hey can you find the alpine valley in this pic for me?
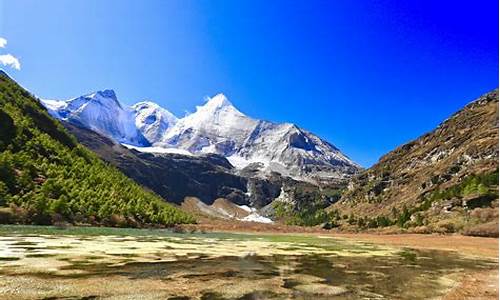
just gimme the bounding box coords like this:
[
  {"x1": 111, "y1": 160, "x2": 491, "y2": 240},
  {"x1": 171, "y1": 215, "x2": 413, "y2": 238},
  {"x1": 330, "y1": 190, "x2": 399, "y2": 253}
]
[
  {"x1": 1, "y1": 2, "x2": 499, "y2": 299},
  {"x1": 41, "y1": 88, "x2": 363, "y2": 224},
  {"x1": 0, "y1": 69, "x2": 497, "y2": 234}
]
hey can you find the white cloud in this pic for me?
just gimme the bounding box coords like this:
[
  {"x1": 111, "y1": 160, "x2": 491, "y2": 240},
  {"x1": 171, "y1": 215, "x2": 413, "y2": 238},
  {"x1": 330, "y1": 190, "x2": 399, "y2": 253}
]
[
  {"x1": 0, "y1": 38, "x2": 20, "y2": 70},
  {"x1": 0, "y1": 54, "x2": 21, "y2": 70}
]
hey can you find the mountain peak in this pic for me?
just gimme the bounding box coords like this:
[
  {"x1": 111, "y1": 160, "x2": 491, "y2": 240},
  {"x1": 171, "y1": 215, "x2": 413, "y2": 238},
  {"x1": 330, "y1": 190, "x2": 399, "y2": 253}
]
[
  {"x1": 132, "y1": 100, "x2": 178, "y2": 121},
  {"x1": 133, "y1": 100, "x2": 160, "y2": 109},
  {"x1": 202, "y1": 93, "x2": 233, "y2": 110},
  {"x1": 78, "y1": 89, "x2": 121, "y2": 109},
  {"x1": 87, "y1": 89, "x2": 118, "y2": 103},
  {"x1": 96, "y1": 89, "x2": 117, "y2": 100}
]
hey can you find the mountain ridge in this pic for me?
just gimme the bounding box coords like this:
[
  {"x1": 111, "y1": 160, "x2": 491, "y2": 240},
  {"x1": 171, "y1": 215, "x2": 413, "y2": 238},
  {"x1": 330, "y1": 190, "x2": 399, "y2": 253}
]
[
  {"x1": 41, "y1": 90, "x2": 361, "y2": 183},
  {"x1": 42, "y1": 90, "x2": 149, "y2": 146},
  {"x1": 328, "y1": 89, "x2": 499, "y2": 235}
]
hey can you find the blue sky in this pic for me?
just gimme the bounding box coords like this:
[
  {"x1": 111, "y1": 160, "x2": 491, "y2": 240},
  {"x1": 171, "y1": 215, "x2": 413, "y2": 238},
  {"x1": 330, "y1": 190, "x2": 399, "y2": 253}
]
[{"x1": 0, "y1": 0, "x2": 498, "y2": 167}]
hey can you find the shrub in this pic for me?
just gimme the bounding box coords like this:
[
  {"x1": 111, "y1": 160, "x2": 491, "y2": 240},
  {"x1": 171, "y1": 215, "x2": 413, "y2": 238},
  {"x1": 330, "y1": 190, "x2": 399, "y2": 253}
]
[
  {"x1": 463, "y1": 222, "x2": 499, "y2": 238},
  {"x1": 411, "y1": 226, "x2": 431, "y2": 234},
  {"x1": 470, "y1": 207, "x2": 498, "y2": 223},
  {"x1": 396, "y1": 205, "x2": 411, "y2": 227}
]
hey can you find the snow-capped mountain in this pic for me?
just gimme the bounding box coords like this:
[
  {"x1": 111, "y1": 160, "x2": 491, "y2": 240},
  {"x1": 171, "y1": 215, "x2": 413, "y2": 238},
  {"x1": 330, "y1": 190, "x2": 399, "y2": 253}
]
[
  {"x1": 42, "y1": 90, "x2": 149, "y2": 146},
  {"x1": 41, "y1": 90, "x2": 361, "y2": 182},
  {"x1": 132, "y1": 101, "x2": 178, "y2": 143},
  {"x1": 159, "y1": 94, "x2": 258, "y2": 154},
  {"x1": 158, "y1": 94, "x2": 360, "y2": 181}
]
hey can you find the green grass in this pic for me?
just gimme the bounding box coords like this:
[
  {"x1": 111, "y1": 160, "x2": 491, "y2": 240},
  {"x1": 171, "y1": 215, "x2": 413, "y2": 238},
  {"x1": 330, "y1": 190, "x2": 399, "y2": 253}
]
[
  {"x1": 0, "y1": 224, "x2": 375, "y2": 253},
  {"x1": 0, "y1": 224, "x2": 191, "y2": 237}
]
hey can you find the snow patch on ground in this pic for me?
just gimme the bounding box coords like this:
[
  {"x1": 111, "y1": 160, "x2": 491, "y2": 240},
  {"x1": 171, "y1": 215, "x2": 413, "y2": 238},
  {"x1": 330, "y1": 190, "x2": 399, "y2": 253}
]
[
  {"x1": 240, "y1": 213, "x2": 274, "y2": 224},
  {"x1": 236, "y1": 205, "x2": 252, "y2": 213},
  {"x1": 122, "y1": 144, "x2": 194, "y2": 156},
  {"x1": 226, "y1": 155, "x2": 252, "y2": 169},
  {"x1": 235, "y1": 204, "x2": 273, "y2": 223},
  {"x1": 200, "y1": 144, "x2": 218, "y2": 154},
  {"x1": 227, "y1": 154, "x2": 270, "y2": 169}
]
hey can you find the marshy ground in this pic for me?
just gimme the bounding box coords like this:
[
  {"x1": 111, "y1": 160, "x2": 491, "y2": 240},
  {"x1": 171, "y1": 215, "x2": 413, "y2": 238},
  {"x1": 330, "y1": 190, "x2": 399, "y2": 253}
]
[{"x1": 0, "y1": 225, "x2": 497, "y2": 299}]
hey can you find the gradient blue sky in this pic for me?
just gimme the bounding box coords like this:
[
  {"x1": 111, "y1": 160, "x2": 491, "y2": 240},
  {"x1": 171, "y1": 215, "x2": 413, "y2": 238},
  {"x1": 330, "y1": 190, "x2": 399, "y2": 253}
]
[{"x1": 0, "y1": 0, "x2": 498, "y2": 167}]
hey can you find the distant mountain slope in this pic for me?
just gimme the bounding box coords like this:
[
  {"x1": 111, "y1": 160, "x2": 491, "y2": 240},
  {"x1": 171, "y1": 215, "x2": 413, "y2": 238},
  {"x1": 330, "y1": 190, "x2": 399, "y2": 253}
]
[
  {"x1": 329, "y1": 90, "x2": 499, "y2": 235},
  {"x1": 64, "y1": 122, "x2": 251, "y2": 205},
  {"x1": 63, "y1": 122, "x2": 315, "y2": 211},
  {"x1": 0, "y1": 70, "x2": 194, "y2": 226},
  {"x1": 43, "y1": 93, "x2": 361, "y2": 183}
]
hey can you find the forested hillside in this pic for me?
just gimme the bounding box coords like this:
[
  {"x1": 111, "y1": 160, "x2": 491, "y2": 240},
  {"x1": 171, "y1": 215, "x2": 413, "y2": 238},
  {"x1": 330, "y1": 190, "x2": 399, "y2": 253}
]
[{"x1": 0, "y1": 71, "x2": 195, "y2": 227}]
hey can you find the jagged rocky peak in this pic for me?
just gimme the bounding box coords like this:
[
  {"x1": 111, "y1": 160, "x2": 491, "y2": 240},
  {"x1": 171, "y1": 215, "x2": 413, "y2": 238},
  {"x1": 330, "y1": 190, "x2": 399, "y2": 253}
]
[
  {"x1": 159, "y1": 93, "x2": 258, "y2": 151},
  {"x1": 133, "y1": 101, "x2": 178, "y2": 125},
  {"x1": 190, "y1": 93, "x2": 250, "y2": 124},
  {"x1": 288, "y1": 127, "x2": 316, "y2": 151}
]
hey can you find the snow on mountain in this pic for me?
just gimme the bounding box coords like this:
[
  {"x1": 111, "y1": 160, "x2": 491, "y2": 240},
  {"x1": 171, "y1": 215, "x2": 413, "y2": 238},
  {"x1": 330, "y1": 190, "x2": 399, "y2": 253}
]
[
  {"x1": 42, "y1": 99, "x2": 66, "y2": 117},
  {"x1": 42, "y1": 91, "x2": 361, "y2": 182},
  {"x1": 159, "y1": 94, "x2": 259, "y2": 155},
  {"x1": 132, "y1": 101, "x2": 178, "y2": 143},
  {"x1": 157, "y1": 93, "x2": 361, "y2": 182},
  {"x1": 122, "y1": 143, "x2": 193, "y2": 156},
  {"x1": 40, "y1": 90, "x2": 149, "y2": 146}
]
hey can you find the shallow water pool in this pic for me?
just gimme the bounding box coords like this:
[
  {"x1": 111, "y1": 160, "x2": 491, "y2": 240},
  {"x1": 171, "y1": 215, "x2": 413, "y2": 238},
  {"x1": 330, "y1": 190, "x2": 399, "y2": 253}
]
[{"x1": 0, "y1": 225, "x2": 496, "y2": 299}]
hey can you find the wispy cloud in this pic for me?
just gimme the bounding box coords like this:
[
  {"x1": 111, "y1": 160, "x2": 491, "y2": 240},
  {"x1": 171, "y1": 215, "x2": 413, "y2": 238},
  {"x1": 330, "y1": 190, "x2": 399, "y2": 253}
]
[
  {"x1": 0, "y1": 54, "x2": 21, "y2": 70},
  {"x1": 0, "y1": 37, "x2": 21, "y2": 70}
]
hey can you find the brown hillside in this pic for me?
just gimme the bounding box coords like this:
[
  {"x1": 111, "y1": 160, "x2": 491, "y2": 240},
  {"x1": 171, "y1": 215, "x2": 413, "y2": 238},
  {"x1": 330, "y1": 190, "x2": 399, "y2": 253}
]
[{"x1": 330, "y1": 89, "x2": 499, "y2": 235}]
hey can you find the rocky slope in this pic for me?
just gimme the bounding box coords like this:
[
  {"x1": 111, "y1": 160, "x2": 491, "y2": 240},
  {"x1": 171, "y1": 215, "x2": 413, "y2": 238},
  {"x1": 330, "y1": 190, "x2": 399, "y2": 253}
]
[
  {"x1": 329, "y1": 90, "x2": 499, "y2": 235},
  {"x1": 42, "y1": 92, "x2": 361, "y2": 183}
]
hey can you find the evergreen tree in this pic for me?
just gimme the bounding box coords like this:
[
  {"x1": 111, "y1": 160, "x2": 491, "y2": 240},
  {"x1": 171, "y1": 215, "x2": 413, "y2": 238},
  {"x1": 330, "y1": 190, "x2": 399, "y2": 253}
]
[{"x1": 0, "y1": 72, "x2": 195, "y2": 227}]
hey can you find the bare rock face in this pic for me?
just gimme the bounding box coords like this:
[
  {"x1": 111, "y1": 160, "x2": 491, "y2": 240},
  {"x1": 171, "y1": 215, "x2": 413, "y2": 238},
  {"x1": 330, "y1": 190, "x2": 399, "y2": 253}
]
[{"x1": 330, "y1": 89, "x2": 499, "y2": 231}]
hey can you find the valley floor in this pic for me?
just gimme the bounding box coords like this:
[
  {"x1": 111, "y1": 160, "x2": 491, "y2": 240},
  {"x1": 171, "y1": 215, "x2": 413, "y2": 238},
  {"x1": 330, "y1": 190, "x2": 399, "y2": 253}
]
[
  {"x1": 342, "y1": 233, "x2": 499, "y2": 299},
  {"x1": 332, "y1": 233, "x2": 498, "y2": 259},
  {"x1": 0, "y1": 224, "x2": 497, "y2": 299},
  {"x1": 178, "y1": 219, "x2": 500, "y2": 299},
  {"x1": 336, "y1": 233, "x2": 499, "y2": 300},
  {"x1": 179, "y1": 218, "x2": 498, "y2": 256}
]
